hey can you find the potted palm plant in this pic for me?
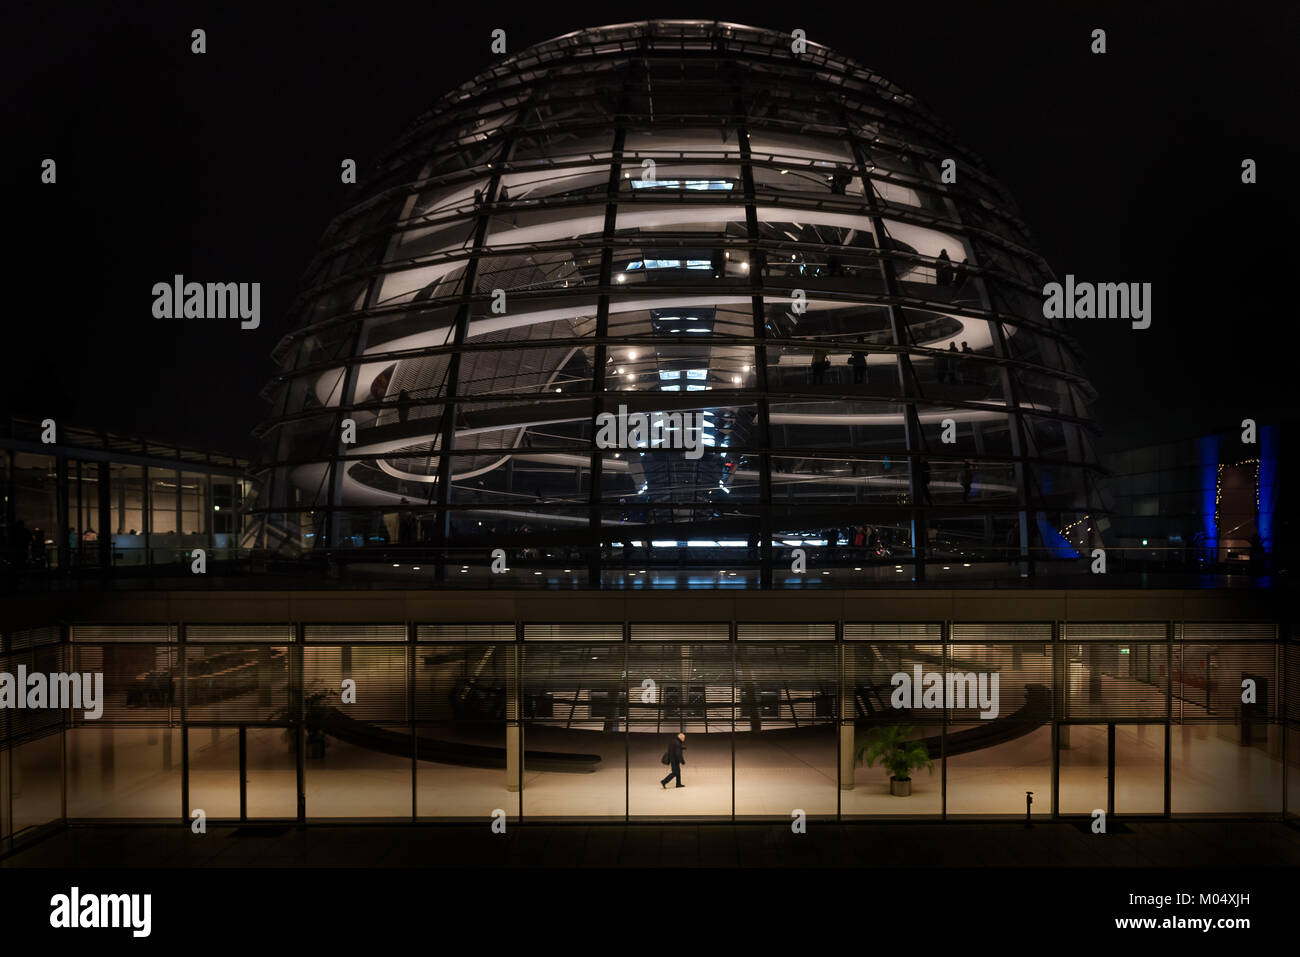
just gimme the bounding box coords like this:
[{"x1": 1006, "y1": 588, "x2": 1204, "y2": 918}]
[
  {"x1": 855, "y1": 723, "x2": 934, "y2": 796},
  {"x1": 273, "y1": 688, "x2": 335, "y2": 759}
]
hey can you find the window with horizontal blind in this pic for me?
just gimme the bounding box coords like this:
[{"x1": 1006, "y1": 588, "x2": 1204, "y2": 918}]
[
  {"x1": 626, "y1": 642, "x2": 734, "y2": 733},
  {"x1": 1178, "y1": 622, "x2": 1277, "y2": 641},
  {"x1": 304, "y1": 624, "x2": 407, "y2": 642},
  {"x1": 944, "y1": 641, "x2": 1055, "y2": 811},
  {"x1": 524, "y1": 623, "x2": 620, "y2": 641},
  {"x1": 523, "y1": 642, "x2": 626, "y2": 728},
  {"x1": 181, "y1": 645, "x2": 290, "y2": 722},
  {"x1": 944, "y1": 643, "x2": 1053, "y2": 724},
  {"x1": 845, "y1": 642, "x2": 944, "y2": 724},
  {"x1": 418, "y1": 623, "x2": 515, "y2": 642},
  {"x1": 69, "y1": 644, "x2": 178, "y2": 725},
  {"x1": 630, "y1": 623, "x2": 729, "y2": 642},
  {"x1": 1174, "y1": 642, "x2": 1277, "y2": 722},
  {"x1": 1062, "y1": 642, "x2": 1168, "y2": 721},
  {"x1": 9, "y1": 626, "x2": 61, "y2": 650},
  {"x1": 736, "y1": 623, "x2": 834, "y2": 641},
  {"x1": 844, "y1": 623, "x2": 941, "y2": 641},
  {"x1": 735, "y1": 642, "x2": 838, "y2": 728},
  {"x1": 952, "y1": 623, "x2": 1052, "y2": 642},
  {"x1": 70, "y1": 624, "x2": 176, "y2": 643},
  {"x1": 2, "y1": 646, "x2": 67, "y2": 741},
  {"x1": 414, "y1": 643, "x2": 513, "y2": 723},
  {"x1": 1065, "y1": 622, "x2": 1167, "y2": 641},
  {"x1": 185, "y1": 624, "x2": 294, "y2": 643},
  {"x1": 302, "y1": 644, "x2": 410, "y2": 722}
]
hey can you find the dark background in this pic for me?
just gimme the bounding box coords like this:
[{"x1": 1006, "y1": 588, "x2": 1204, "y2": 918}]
[{"x1": 4, "y1": 0, "x2": 1295, "y2": 457}]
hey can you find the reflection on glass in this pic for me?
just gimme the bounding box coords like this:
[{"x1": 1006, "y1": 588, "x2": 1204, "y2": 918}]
[
  {"x1": 1057, "y1": 724, "x2": 1108, "y2": 815},
  {"x1": 68, "y1": 727, "x2": 180, "y2": 819},
  {"x1": 245, "y1": 727, "x2": 297, "y2": 819},
  {"x1": 187, "y1": 726, "x2": 240, "y2": 819}
]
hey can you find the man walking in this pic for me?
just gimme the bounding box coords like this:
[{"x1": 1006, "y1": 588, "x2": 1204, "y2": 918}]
[{"x1": 661, "y1": 731, "x2": 687, "y2": 788}]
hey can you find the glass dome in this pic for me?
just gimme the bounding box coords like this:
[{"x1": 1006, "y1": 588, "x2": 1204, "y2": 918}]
[{"x1": 250, "y1": 20, "x2": 1105, "y2": 587}]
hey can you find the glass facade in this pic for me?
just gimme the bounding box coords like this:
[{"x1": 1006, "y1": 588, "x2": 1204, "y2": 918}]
[
  {"x1": 0, "y1": 418, "x2": 248, "y2": 574},
  {"x1": 2, "y1": 618, "x2": 1291, "y2": 843},
  {"x1": 250, "y1": 20, "x2": 1106, "y2": 586}
]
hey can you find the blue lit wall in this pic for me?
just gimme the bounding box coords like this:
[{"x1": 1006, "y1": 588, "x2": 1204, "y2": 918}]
[
  {"x1": 1199, "y1": 433, "x2": 1219, "y2": 551},
  {"x1": 1259, "y1": 424, "x2": 1279, "y2": 552}
]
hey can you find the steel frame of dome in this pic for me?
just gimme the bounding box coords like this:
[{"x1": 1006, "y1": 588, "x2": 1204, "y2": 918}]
[{"x1": 251, "y1": 19, "x2": 1106, "y2": 588}]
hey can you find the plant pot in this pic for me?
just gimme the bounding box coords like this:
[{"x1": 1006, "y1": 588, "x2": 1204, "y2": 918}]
[{"x1": 890, "y1": 776, "x2": 912, "y2": 797}]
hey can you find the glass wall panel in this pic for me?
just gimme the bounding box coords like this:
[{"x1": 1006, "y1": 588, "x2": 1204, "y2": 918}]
[
  {"x1": 67, "y1": 459, "x2": 100, "y2": 567},
  {"x1": 183, "y1": 645, "x2": 289, "y2": 723},
  {"x1": 415, "y1": 722, "x2": 515, "y2": 819},
  {"x1": 67, "y1": 727, "x2": 180, "y2": 819},
  {"x1": 187, "y1": 726, "x2": 240, "y2": 820},
  {"x1": 295, "y1": 644, "x2": 409, "y2": 818},
  {"x1": 10, "y1": 452, "x2": 56, "y2": 568},
  {"x1": 71, "y1": 643, "x2": 177, "y2": 724},
  {"x1": 211, "y1": 475, "x2": 239, "y2": 549},
  {"x1": 734, "y1": 642, "x2": 837, "y2": 816},
  {"x1": 943, "y1": 640, "x2": 1053, "y2": 815},
  {"x1": 302, "y1": 645, "x2": 409, "y2": 722},
  {"x1": 1287, "y1": 721, "x2": 1300, "y2": 821},
  {"x1": 9, "y1": 732, "x2": 63, "y2": 835},
  {"x1": 1063, "y1": 643, "x2": 1168, "y2": 721},
  {"x1": 522, "y1": 641, "x2": 626, "y2": 818},
  {"x1": 245, "y1": 727, "x2": 298, "y2": 819},
  {"x1": 626, "y1": 642, "x2": 733, "y2": 817},
  {"x1": 148, "y1": 469, "x2": 178, "y2": 534},
  {"x1": 1057, "y1": 724, "x2": 1109, "y2": 815},
  {"x1": 5, "y1": 646, "x2": 66, "y2": 743},
  {"x1": 108, "y1": 463, "x2": 146, "y2": 565},
  {"x1": 1174, "y1": 642, "x2": 1277, "y2": 722},
  {"x1": 842, "y1": 642, "x2": 942, "y2": 816},
  {"x1": 946, "y1": 726, "x2": 1052, "y2": 817},
  {"x1": 843, "y1": 721, "x2": 942, "y2": 816},
  {"x1": 1171, "y1": 723, "x2": 1283, "y2": 815},
  {"x1": 1115, "y1": 724, "x2": 1164, "y2": 814},
  {"x1": 415, "y1": 644, "x2": 517, "y2": 819},
  {"x1": 305, "y1": 725, "x2": 411, "y2": 819},
  {"x1": 7, "y1": 613, "x2": 1295, "y2": 827}
]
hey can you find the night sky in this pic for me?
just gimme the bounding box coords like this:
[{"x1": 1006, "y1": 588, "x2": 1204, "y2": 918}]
[{"x1": 5, "y1": 0, "x2": 1295, "y2": 458}]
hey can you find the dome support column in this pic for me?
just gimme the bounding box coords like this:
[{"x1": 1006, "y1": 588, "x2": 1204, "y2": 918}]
[
  {"x1": 589, "y1": 124, "x2": 627, "y2": 588},
  {"x1": 737, "y1": 116, "x2": 774, "y2": 589},
  {"x1": 847, "y1": 131, "x2": 930, "y2": 581},
  {"x1": 432, "y1": 139, "x2": 514, "y2": 582},
  {"x1": 929, "y1": 176, "x2": 1035, "y2": 576}
]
